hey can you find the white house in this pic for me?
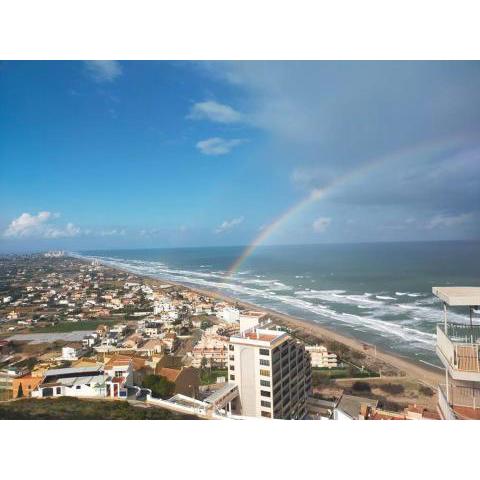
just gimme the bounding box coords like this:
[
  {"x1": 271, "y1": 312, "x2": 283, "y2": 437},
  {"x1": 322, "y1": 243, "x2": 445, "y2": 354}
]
[
  {"x1": 59, "y1": 346, "x2": 81, "y2": 361},
  {"x1": 32, "y1": 361, "x2": 133, "y2": 400},
  {"x1": 217, "y1": 307, "x2": 240, "y2": 323}
]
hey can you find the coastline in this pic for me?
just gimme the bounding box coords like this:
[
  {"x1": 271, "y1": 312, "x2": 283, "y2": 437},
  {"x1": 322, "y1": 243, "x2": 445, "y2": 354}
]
[{"x1": 82, "y1": 256, "x2": 443, "y2": 388}]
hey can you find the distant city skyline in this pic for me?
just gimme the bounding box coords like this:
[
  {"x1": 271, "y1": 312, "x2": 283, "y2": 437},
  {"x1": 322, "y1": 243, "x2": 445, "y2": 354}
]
[{"x1": 1, "y1": 61, "x2": 479, "y2": 252}]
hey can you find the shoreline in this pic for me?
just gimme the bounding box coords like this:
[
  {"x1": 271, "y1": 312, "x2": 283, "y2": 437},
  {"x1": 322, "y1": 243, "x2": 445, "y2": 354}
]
[{"x1": 79, "y1": 255, "x2": 444, "y2": 388}]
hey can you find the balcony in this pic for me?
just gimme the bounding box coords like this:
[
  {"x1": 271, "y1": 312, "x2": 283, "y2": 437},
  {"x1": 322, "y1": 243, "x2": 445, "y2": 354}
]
[
  {"x1": 436, "y1": 323, "x2": 480, "y2": 381},
  {"x1": 438, "y1": 383, "x2": 480, "y2": 420}
]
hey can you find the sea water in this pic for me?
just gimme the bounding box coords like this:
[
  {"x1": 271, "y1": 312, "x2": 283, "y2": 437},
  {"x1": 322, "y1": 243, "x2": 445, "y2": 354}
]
[{"x1": 77, "y1": 241, "x2": 480, "y2": 367}]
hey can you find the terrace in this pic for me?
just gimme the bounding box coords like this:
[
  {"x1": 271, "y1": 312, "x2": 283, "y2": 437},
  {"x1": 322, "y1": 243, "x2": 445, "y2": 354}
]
[
  {"x1": 436, "y1": 323, "x2": 480, "y2": 376},
  {"x1": 438, "y1": 383, "x2": 480, "y2": 420}
]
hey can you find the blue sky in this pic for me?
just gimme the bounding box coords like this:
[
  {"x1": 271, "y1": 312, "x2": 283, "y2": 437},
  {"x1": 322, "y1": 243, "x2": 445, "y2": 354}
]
[{"x1": 1, "y1": 61, "x2": 479, "y2": 252}]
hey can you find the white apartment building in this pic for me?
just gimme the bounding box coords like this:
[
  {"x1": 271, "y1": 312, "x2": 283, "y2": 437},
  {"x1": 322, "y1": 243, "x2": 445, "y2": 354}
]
[
  {"x1": 433, "y1": 286, "x2": 480, "y2": 420},
  {"x1": 217, "y1": 306, "x2": 240, "y2": 323},
  {"x1": 192, "y1": 328, "x2": 228, "y2": 368},
  {"x1": 239, "y1": 311, "x2": 266, "y2": 331},
  {"x1": 305, "y1": 345, "x2": 338, "y2": 368},
  {"x1": 227, "y1": 326, "x2": 312, "y2": 419}
]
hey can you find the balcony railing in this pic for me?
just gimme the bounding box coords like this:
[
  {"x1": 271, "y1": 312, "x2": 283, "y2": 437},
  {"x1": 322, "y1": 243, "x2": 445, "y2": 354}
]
[
  {"x1": 438, "y1": 382, "x2": 480, "y2": 420},
  {"x1": 437, "y1": 385, "x2": 457, "y2": 420},
  {"x1": 437, "y1": 323, "x2": 480, "y2": 373},
  {"x1": 441, "y1": 322, "x2": 480, "y2": 344}
]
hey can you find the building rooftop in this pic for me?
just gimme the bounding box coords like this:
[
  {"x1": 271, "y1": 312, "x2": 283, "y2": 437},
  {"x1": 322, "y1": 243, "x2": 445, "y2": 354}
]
[
  {"x1": 45, "y1": 365, "x2": 103, "y2": 377},
  {"x1": 55, "y1": 374, "x2": 108, "y2": 388},
  {"x1": 231, "y1": 327, "x2": 288, "y2": 346},
  {"x1": 432, "y1": 287, "x2": 480, "y2": 306},
  {"x1": 336, "y1": 394, "x2": 378, "y2": 419},
  {"x1": 243, "y1": 331, "x2": 280, "y2": 342},
  {"x1": 158, "y1": 367, "x2": 182, "y2": 383}
]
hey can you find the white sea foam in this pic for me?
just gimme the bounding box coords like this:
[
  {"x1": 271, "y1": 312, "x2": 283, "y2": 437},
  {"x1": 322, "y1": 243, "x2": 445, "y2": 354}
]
[{"x1": 77, "y1": 253, "x2": 449, "y2": 351}]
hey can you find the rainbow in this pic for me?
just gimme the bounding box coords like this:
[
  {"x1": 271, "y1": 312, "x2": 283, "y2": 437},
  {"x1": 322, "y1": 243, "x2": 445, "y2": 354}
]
[{"x1": 226, "y1": 134, "x2": 471, "y2": 276}]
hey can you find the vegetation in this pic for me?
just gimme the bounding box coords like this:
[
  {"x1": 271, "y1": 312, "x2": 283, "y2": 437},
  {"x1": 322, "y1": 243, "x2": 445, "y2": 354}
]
[
  {"x1": 311, "y1": 365, "x2": 379, "y2": 386},
  {"x1": 200, "y1": 368, "x2": 228, "y2": 385},
  {"x1": 29, "y1": 318, "x2": 119, "y2": 333},
  {"x1": 419, "y1": 385, "x2": 434, "y2": 397},
  {"x1": 0, "y1": 397, "x2": 195, "y2": 420},
  {"x1": 351, "y1": 381, "x2": 371, "y2": 393},
  {"x1": 142, "y1": 374, "x2": 175, "y2": 399},
  {"x1": 200, "y1": 319, "x2": 214, "y2": 330},
  {"x1": 377, "y1": 383, "x2": 405, "y2": 395}
]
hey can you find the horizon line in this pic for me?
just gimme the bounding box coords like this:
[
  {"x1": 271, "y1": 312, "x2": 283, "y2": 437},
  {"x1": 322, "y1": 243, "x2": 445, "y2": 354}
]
[{"x1": 1, "y1": 237, "x2": 479, "y2": 255}]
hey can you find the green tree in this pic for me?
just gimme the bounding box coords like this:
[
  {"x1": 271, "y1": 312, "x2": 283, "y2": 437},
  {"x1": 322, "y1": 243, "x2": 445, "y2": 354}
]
[
  {"x1": 142, "y1": 375, "x2": 175, "y2": 399},
  {"x1": 17, "y1": 382, "x2": 24, "y2": 398}
]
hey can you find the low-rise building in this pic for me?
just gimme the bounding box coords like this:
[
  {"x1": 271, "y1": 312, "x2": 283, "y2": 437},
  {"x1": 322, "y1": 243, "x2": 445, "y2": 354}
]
[
  {"x1": 305, "y1": 345, "x2": 338, "y2": 368},
  {"x1": 217, "y1": 306, "x2": 240, "y2": 323},
  {"x1": 32, "y1": 361, "x2": 133, "y2": 400}
]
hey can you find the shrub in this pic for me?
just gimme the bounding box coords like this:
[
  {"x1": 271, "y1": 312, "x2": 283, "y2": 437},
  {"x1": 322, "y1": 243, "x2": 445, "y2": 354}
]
[
  {"x1": 142, "y1": 374, "x2": 175, "y2": 399},
  {"x1": 377, "y1": 383, "x2": 405, "y2": 395},
  {"x1": 419, "y1": 385, "x2": 434, "y2": 397},
  {"x1": 352, "y1": 381, "x2": 371, "y2": 393}
]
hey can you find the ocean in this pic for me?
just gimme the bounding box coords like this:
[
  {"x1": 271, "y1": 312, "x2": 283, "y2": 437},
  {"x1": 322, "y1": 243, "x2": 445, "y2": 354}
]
[{"x1": 77, "y1": 241, "x2": 480, "y2": 367}]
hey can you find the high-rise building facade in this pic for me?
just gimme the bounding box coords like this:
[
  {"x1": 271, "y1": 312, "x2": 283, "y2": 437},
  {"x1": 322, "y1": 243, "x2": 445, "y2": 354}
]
[{"x1": 227, "y1": 326, "x2": 312, "y2": 419}]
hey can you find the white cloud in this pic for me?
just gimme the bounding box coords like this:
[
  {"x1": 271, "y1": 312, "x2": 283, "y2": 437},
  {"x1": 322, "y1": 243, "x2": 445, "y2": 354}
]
[
  {"x1": 84, "y1": 61, "x2": 122, "y2": 83},
  {"x1": 215, "y1": 216, "x2": 244, "y2": 234},
  {"x1": 196, "y1": 137, "x2": 245, "y2": 156},
  {"x1": 3, "y1": 211, "x2": 52, "y2": 237},
  {"x1": 187, "y1": 100, "x2": 243, "y2": 123},
  {"x1": 426, "y1": 213, "x2": 472, "y2": 229},
  {"x1": 99, "y1": 228, "x2": 126, "y2": 236},
  {"x1": 3, "y1": 212, "x2": 81, "y2": 239},
  {"x1": 44, "y1": 223, "x2": 81, "y2": 238},
  {"x1": 312, "y1": 217, "x2": 331, "y2": 233}
]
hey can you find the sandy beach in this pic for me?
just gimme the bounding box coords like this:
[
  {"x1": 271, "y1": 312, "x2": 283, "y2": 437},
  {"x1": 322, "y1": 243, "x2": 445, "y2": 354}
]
[{"x1": 99, "y1": 261, "x2": 444, "y2": 388}]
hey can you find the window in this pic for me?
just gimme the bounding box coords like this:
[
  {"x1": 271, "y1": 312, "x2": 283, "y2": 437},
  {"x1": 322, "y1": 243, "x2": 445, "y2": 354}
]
[
  {"x1": 261, "y1": 411, "x2": 272, "y2": 418},
  {"x1": 260, "y1": 390, "x2": 271, "y2": 398},
  {"x1": 259, "y1": 369, "x2": 270, "y2": 377},
  {"x1": 261, "y1": 400, "x2": 271, "y2": 408},
  {"x1": 229, "y1": 364, "x2": 235, "y2": 370},
  {"x1": 230, "y1": 374, "x2": 235, "y2": 381},
  {"x1": 229, "y1": 344, "x2": 234, "y2": 351},
  {"x1": 56, "y1": 387, "x2": 61, "y2": 394},
  {"x1": 76, "y1": 385, "x2": 81, "y2": 390},
  {"x1": 229, "y1": 355, "x2": 234, "y2": 361},
  {"x1": 260, "y1": 379, "x2": 271, "y2": 387},
  {"x1": 260, "y1": 359, "x2": 270, "y2": 366},
  {"x1": 259, "y1": 348, "x2": 269, "y2": 356}
]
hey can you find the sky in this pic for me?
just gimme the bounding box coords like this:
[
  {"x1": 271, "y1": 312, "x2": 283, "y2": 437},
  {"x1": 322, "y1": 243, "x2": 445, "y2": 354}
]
[{"x1": 1, "y1": 60, "x2": 479, "y2": 252}]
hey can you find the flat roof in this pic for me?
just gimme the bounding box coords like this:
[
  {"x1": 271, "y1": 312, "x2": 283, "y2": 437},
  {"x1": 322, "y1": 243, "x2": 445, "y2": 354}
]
[
  {"x1": 57, "y1": 374, "x2": 108, "y2": 388},
  {"x1": 45, "y1": 365, "x2": 103, "y2": 377},
  {"x1": 337, "y1": 394, "x2": 378, "y2": 419},
  {"x1": 204, "y1": 382, "x2": 237, "y2": 404},
  {"x1": 231, "y1": 328, "x2": 288, "y2": 346},
  {"x1": 432, "y1": 287, "x2": 480, "y2": 306}
]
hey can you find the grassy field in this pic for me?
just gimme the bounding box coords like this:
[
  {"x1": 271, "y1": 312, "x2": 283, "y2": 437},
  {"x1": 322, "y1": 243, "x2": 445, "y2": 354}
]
[
  {"x1": 312, "y1": 365, "x2": 380, "y2": 380},
  {"x1": 0, "y1": 397, "x2": 197, "y2": 420},
  {"x1": 29, "y1": 318, "x2": 122, "y2": 333}
]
